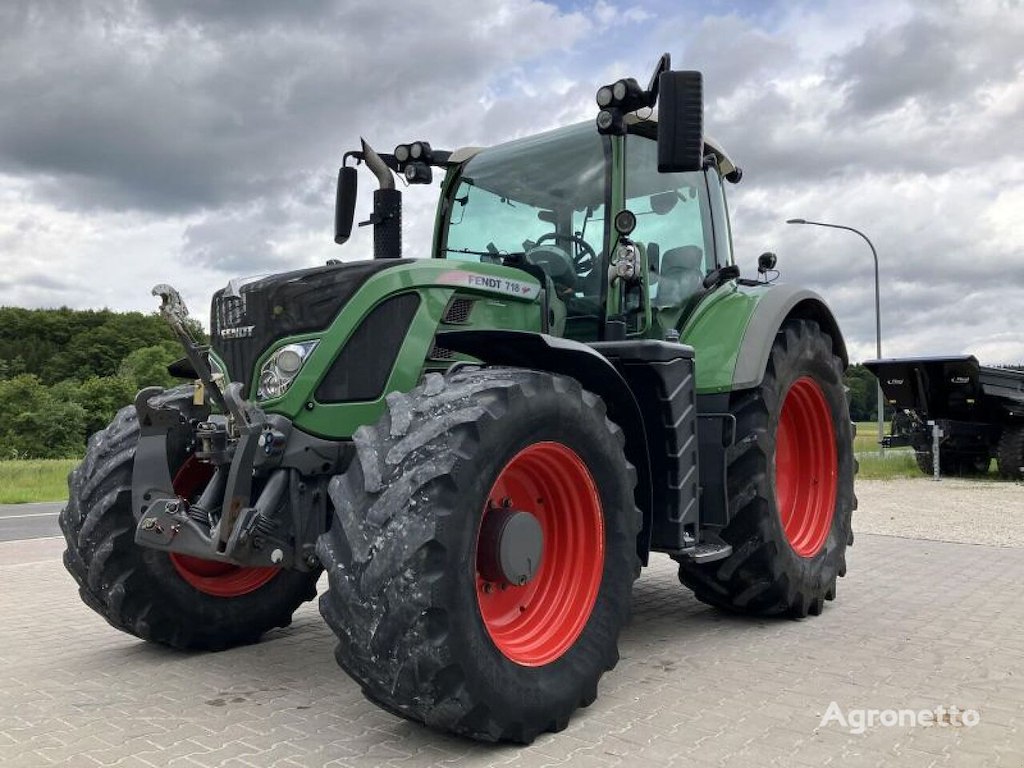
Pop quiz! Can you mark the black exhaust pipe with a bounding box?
[360,139,402,259]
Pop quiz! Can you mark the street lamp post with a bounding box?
[786,218,884,456]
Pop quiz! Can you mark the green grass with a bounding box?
[854,420,890,453]
[0,421,990,501]
[855,450,922,480]
[853,420,922,478]
[0,459,77,504]
[852,421,1006,480]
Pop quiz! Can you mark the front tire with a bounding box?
[60,401,319,650]
[677,319,856,617]
[317,368,641,742]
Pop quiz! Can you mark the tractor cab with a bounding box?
[335,60,742,345]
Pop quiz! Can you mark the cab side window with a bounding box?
[625,136,714,328]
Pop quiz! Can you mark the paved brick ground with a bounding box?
[2,532,1022,768]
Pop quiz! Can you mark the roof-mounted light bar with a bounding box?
[596,53,672,136]
[389,141,453,185]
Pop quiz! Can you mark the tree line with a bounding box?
[0,307,188,459]
[2,306,1018,459]
[845,363,887,423]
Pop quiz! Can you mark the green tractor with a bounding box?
[61,55,855,743]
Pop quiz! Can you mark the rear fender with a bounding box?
[682,283,848,393]
[733,287,849,389]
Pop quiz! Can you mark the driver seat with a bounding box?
[654,245,704,331]
[512,258,568,337]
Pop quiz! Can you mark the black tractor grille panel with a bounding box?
[442,297,475,324]
[316,293,421,403]
[211,292,260,396]
[209,259,413,395]
[216,294,247,328]
[428,343,456,361]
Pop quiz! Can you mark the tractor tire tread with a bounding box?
[317,368,640,743]
[60,394,318,651]
[677,319,856,618]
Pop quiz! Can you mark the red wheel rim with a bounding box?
[775,377,838,557]
[475,442,604,667]
[168,457,279,597]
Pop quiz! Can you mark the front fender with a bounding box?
[436,329,654,560]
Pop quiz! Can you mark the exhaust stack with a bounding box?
[360,139,402,260]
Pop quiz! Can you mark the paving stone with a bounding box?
[3,533,1023,766]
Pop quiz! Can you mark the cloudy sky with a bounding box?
[1,0,1021,363]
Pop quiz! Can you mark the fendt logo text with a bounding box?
[219,325,256,339]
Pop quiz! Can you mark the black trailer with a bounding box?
[864,356,1024,479]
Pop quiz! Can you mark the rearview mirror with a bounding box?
[334,166,357,244]
[657,71,704,173]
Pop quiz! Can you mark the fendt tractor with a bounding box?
[61,55,856,743]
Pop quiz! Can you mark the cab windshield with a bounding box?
[442,123,609,263]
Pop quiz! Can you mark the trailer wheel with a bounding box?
[914,449,935,476]
[958,455,992,476]
[317,368,640,742]
[997,426,1024,480]
[915,450,989,477]
[60,398,319,650]
[677,319,856,617]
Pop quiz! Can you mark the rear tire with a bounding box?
[317,368,640,742]
[677,319,856,617]
[998,426,1024,480]
[60,400,319,650]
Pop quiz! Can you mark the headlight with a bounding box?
[257,341,318,400]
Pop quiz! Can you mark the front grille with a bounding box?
[428,343,456,361]
[442,297,475,324]
[209,259,413,396]
[216,294,247,328]
[211,292,259,396]
[315,293,421,403]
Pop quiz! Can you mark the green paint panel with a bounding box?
[248,259,542,440]
[680,282,768,393]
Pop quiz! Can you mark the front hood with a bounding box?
[210,259,414,394]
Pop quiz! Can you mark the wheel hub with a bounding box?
[477,505,544,586]
[475,441,604,667]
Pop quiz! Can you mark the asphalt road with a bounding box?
[0,501,62,542]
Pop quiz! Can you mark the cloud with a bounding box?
[0,0,1022,365]
[0,0,592,214]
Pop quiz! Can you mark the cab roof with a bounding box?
[449,112,738,178]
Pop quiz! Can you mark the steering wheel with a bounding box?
[524,242,576,294]
[532,232,598,278]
